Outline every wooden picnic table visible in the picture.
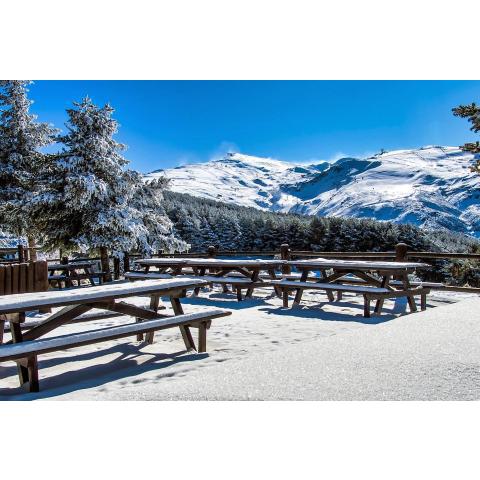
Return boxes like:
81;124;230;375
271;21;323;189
0;278;231;392
48;261;102;288
134;258;286;298
283;258;431;315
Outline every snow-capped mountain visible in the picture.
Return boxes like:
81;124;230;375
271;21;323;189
145;147;480;237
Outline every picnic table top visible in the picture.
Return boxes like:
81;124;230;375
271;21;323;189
0;278;207;314
288;258;430;270
135;258;285;268
135;258;189;266
48;261;98;271
186;258;285;267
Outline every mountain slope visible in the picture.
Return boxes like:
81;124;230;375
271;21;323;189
145;147;480;237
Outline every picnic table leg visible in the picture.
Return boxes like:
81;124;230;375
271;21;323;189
293;288;304;307
9;313;31;387
292;269;308;307
144;294;161;344
0;317;5;344
198;321;210;353
218;271;231;293
236;286;243;301
193;268;206;296
363;295;371;318
320;269;335;302
374;275;390;314
282;288;289;308
267;268;282;297
421;292;427;311
245;270;260;298
401;273;417;313
170;297;196;351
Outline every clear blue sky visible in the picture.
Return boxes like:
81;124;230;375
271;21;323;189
29;80;480;173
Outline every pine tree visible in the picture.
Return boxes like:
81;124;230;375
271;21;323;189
33;97;169;276
130;177;189;254
452;102;480;172
0;80;57;254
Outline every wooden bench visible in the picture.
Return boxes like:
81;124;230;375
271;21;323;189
125;272;173;280
335;276;443;289
272;280;430;317
49;271;108;289
0;308;231;392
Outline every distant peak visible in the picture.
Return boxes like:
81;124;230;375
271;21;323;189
214;151;292;171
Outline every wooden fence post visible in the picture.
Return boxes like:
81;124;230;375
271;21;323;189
207;245;217;258
395;243;408;262
99;246;112;282
17;244;25;263
280;243;291;274
113;257;120;280
123;252;130;274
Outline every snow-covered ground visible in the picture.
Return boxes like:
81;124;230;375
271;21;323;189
1;286;479;400
146;147;480;237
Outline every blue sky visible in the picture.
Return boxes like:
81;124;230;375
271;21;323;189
29;80;480;173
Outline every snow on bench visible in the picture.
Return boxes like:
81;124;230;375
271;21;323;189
0;278;207;314
125;272;173;280
0;308;231;362
335;275;443;288
271;280;390;294
189;275;258;285
272;280;430;317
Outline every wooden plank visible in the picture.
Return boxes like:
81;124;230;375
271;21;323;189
0;279;207;315
11;264;20;294
4;265;12;295
0;264;5;295
170;297;196;351
33;260;48;292
27;262;35;293
319;269;335;302
105;301;168;321
289;259;430;270
198;322;208;353
19;304;93;342
19;263;27;293
10;321;29;385
0;309;231;362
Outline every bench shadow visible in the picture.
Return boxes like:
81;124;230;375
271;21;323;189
258;301;402;325
0;342;208;400
180;293;270;310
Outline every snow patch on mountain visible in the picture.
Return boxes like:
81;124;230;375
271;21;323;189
145;147;480;237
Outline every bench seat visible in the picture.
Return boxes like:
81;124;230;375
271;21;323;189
272;280;430;317
125;272;173;280
271;280;390;294
335;276;443;289
0;308;231;392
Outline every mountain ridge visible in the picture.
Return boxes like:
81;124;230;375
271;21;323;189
145;146;480;238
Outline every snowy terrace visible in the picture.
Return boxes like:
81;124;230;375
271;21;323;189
1;282;479;400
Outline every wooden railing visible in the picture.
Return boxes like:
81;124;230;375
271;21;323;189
2;242;479;293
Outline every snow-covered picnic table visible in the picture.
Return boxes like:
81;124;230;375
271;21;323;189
134;258;286;299
276;258;432;316
0;278;231;392
47;260;104;288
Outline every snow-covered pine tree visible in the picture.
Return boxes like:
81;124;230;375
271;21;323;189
130;177;189;254
34;97;182;277
452;102;480;172
0;80;58;255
